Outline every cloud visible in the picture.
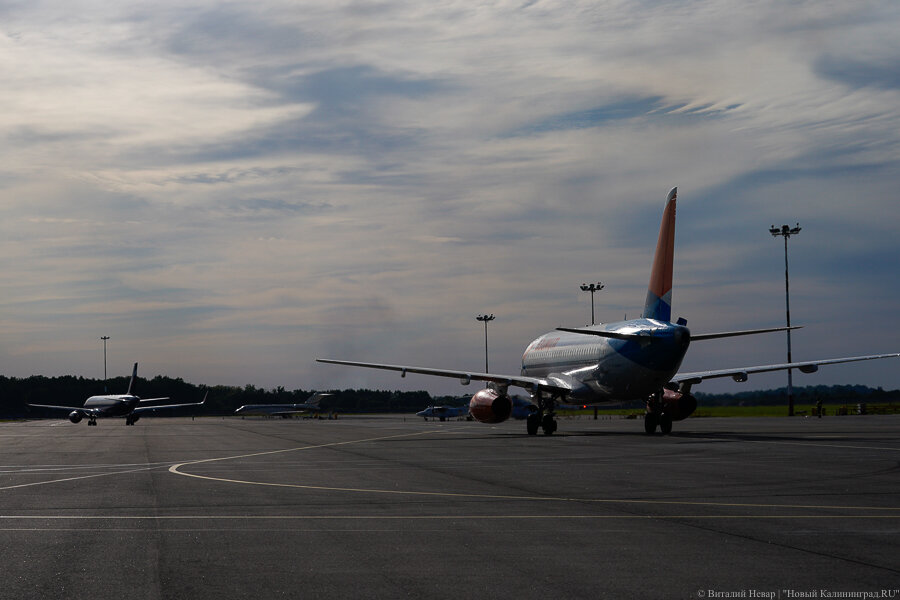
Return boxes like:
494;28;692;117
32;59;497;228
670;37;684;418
0;0;898;395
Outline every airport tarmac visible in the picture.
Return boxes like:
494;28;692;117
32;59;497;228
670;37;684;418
1;414;898;600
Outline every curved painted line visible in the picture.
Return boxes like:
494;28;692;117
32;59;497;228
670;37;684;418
168;432;900;512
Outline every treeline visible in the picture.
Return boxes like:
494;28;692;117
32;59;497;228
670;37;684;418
0;373;440;418
695;384;900;406
3;372;897;418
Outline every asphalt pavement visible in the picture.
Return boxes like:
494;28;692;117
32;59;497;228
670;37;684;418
1;414;898;599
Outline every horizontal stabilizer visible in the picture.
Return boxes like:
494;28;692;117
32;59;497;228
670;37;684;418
555;327;651;341
690;326;802;341
557;325;801;342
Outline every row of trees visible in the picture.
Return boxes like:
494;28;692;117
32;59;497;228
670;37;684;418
694;384;900;406
2;373;896;418
0;373;447;418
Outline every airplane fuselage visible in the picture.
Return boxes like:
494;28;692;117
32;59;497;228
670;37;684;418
83;395;141;417
521;319;691;403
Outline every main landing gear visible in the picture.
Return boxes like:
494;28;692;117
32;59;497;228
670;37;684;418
526;393;558;436
644;390;672;435
88;418;98;426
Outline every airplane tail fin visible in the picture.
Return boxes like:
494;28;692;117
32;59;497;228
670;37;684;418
641;187;677;322
307;392;331;407
126;363;139;395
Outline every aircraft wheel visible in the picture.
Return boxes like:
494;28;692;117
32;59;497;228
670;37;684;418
526;413;541;435
659;414;673;435
541;413;557;436
644;413;658;434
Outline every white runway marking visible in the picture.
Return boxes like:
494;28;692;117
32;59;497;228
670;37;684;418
167;430;900;513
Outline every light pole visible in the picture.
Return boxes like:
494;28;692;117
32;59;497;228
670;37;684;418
769;223;801;416
476;314;495;372
100;335;110;392
580;282;604;325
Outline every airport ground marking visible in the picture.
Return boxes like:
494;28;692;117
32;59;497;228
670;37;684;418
0;464;170;491
167;430;900;513
168;429;437;472
1;514;900;523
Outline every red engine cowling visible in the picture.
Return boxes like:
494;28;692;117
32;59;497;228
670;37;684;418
660;388;697;421
68;411;83;424
468;389;513;424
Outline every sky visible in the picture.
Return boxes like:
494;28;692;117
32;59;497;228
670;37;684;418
2;0;899;397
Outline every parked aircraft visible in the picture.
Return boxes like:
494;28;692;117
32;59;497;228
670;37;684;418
511;395;538;420
418;396;535;421
28;363;207;426
235;393;332;418
318;187;899;435
416;404;470;421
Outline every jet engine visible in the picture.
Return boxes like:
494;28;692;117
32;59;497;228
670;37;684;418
68;411;83;424
660;387;697;421
468;388;513;424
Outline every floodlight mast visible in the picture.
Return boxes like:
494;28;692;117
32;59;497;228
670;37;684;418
100;335;110;393
579;282;604;325
476;314;495;372
769;223;801;416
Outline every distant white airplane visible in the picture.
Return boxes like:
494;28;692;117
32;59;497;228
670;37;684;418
234;393;332;418
29;363;207;426
319;187;900;435
416;404;470;421
510;395;538;420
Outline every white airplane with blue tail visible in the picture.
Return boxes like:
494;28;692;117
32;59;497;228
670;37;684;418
319;188;899;435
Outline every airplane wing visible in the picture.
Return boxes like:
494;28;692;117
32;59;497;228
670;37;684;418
316;359;571;395
28;404;98;416
132;392;207;415
674;353;900;385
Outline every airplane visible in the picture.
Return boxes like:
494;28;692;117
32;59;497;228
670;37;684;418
28;363;207;426
418;395;534;421
416;404;471;421
318;187;900;436
511;395;538;420
234;392;332;418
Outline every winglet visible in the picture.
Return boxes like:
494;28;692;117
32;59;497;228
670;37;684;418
642;187;677;322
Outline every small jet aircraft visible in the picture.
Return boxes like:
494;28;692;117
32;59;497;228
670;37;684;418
234;393;332;418
318;187;900;435
29;363;207;426
418;396;535;421
416;404;470;421
511;395;538;420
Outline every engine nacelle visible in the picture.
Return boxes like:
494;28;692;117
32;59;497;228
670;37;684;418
68;411;83;424
468;389;513;424
660;388;697;421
